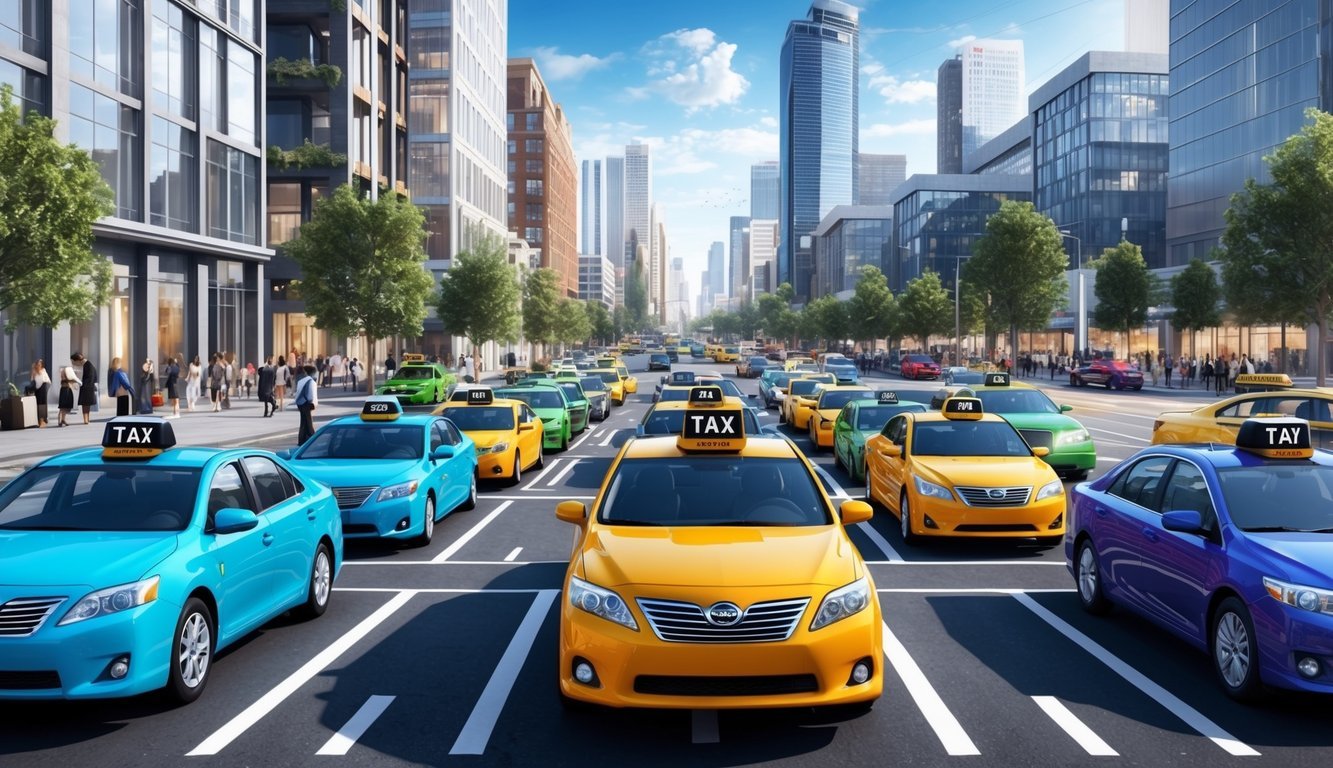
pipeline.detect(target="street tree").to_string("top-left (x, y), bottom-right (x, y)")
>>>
top-left (585, 301), bottom-right (614, 346)
top-left (623, 259), bottom-right (649, 331)
top-left (965, 200), bottom-right (1069, 356)
top-left (1220, 108), bottom-right (1333, 384)
top-left (0, 85), bottom-right (114, 333)
top-left (434, 235), bottom-right (521, 376)
top-left (1092, 240), bottom-right (1154, 354)
top-left (757, 282), bottom-right (799, 347)
top-left (522, 267), bottom-right (561, 359)
top-left (612, 305), bottom-right (629, 342)
top-left (284, 184), bottom-right (433, 391)
top-left (734, 301), bottom-right (761, 340)
top-left (1170, 258), bottom-right (1222, 358)
top-left (897, 271), bottom-right (954, 351)
top-left (846, 266), bottom-right (897, 351)
top-left (555, 298), bottom-right (592, 349)
top-left (803, 295), bottom-right (849, 350)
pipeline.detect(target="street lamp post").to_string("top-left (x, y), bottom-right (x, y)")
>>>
top-left (1059, 229), bottom-right (1084, 358)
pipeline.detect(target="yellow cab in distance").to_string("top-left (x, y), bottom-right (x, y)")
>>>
top-left (713, 346), bottom-right (741, 363)
top-left (807, 385), bottom-right (877, 449)
top-left (705, 343), bottom-right (723, 360)
top-left (615, 364), bottom-right (639, 395)
top-left (434, 387), bottom-right (544, 484)
top-left (864, 396), bottom-right (1066, 545)
top-left (784, 356), bottom-right (815, 372)
top-left (555, 385), bottom-right (884, 710)
top-left (400, 352), bottom-right (426, 364)
top-left (783, 373), bottom-right (839, 429)
top-left (1152, 374), bottom-right (1333, 448)
top-left (590, 368), bottom-right (626, 406)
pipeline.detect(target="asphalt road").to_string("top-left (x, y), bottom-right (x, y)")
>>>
top-left (3, 360), bottom-right (1331, 767)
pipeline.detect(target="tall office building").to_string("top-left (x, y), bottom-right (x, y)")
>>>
top-left (604, 154), bottom-right (626, 303)
top-left (623, 143), bottom-right (651, 272)
top-left (708, 241), bottom-right (726, 299)
top-left (729, 216), bottom-right (752, 302)
top-left (1126, 0), bottom-right (1169, 55)
top-left (937, 56), bottom-right (963, 174)
top-left (581, 159), bottom-right (602, 256)
top-left (780, 0), bottom-right (860, 302)
top-left (750, 161), bottom-right (780, 220)
top-left (857, 153), bottom-right (907, 205)
top-left (508, 58), bottom-right (577, 297)
top-left (0, 1), bottom-right (269, 388)
top-left (961, 39), bottom-right (1025, 169)
top-left (649, 203), bottom-right (666, 320)
top-left (750, 219), bottom-right (780, 297)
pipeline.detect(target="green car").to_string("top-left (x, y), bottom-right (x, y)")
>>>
top-left (495, 383), bottom-right (580, 451)
top-left (959, 374), bottom-right (1096, 479)
top-left (832, 395), bottom-right (928, 482)
top-left (376, 362), bottom-right (455, 404)
top-left (554, 380), bottom-right (592, 433)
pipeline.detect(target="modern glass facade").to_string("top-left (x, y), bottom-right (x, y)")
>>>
top-left (811, 207), bottom-right (893, 297)
top-left (857, 154), bottom-right (907, 205)
top-left (974, 141), bottom-right (1032, 175)
top-left (780, 0), bottom-right (859, 302)
top-left (581, 159), bottom-right (602, 256)
top-left (708, 241), bottom-right (726, 300)
top-left (937, 56), bottom-right (963, 174)
top-left (891, 177), bottom-right (1031, 293)
top-left (750, 161), bottom-right (779, 220)
top-left (729, 216), bottom-right (751, 300)
top-left (961, 39), bottom-right (1025, 170)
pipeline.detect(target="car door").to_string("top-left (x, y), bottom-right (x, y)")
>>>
top-left (834, 404), bottom-right (855, 468)
top-left (431, 419), bottom-right (470, 510)
top-left (202, 461), bottom-right (273, 639)
top-left (1094, 455), bottom-right (1174, 613)
top-left (518, 404), bottom-right (542, 465)
top-left (241, 455), bottom-right (309, 608)
top-left (1137, 460), bottom-right (1223, 641)
top-left (870, 415), bottom-right (908, 507)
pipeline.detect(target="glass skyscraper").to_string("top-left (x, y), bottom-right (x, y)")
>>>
top-left (581, 159), bottom-right (602, 256)
top-left (961, 39), bottom-right (1025, 170)
top-left (812, 206), bottom-right (893, 297)
top-left (937, 56), bottom-right (963, 174)
top-left (780, 0), bottom-right (859, 302)
top-left (750, 161), bottom-right (779, 220)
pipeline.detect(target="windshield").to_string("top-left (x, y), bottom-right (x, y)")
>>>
top-left (659, 379), bottom-right (743, 401)
top-left (597, 371), bottom-right (619, 384)
top-left (948, 371), bottom-right (986, 384)
top-left (442, 406), bottom-right (515, 431)
top-left (1218, 465), bottom-right (1333, 531)
top-left (856, 404), bottom-right (926, 431)
top-left (826, 359), bottom-right (854, 368)
top-left (766, 372), bottom-right (796, 387)
top-left (558, 383), bottom-right (586, 402)
top-left (906, 355), bottom-right (935, 364)
top-left (724, 347), bottom-right (738, 354)
top-left (598, 457), bottom-right (830, 526)
top-left (911, 421), bottom-right (1032, 457)
top-left (640, 408), bottom-right (761, 436)
top-left (819, 390), bottom-right (873, 410)
top-left (580, 377), bottom-right (607, 392)
top-left (394, 366), bottom-right (437, 380)
top-left (972, 389), bottom-right (1060, 414)
top-left (651, 354), bottom-right (669, 361)
top-left (789, 380), bottom-right (825, 397)
top-left (299, 424), bottom-right (424, 460)
top-left (499, 389), bottom-right (565, 410)
top-left (0, 467), bottom-right (201, 531)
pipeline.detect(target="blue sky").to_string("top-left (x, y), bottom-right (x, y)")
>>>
top-left (508, 0), bottom-right (1129, 299)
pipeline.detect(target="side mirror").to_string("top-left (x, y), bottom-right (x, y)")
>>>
top-left (274, 448), bottom-right (294, 460)
top-left (1059, 404), bottom-right (1074, 413)
top-left (519, 422), bottom-right (536, 432)
top-left (839, 500), bottom-right (874, 525)
top-left (556, 500), bottom-right (588, 524)
top-left (212, 507), bottom-right (259, 535)
top-left (1162, 509), bottom-right (1204, 534)
top-left (879, 444), bottom-right (903, 458)
top-left (431, 445), bottom-right (456, 461)
top-left (1032, 446), bottom-right (1051, 458)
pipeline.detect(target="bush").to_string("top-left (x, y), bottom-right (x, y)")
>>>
top-left (268, 57), bottom-right (342, 88)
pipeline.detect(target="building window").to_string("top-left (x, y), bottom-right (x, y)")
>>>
top-left (525, 179), bottom-right (543, 197)
top-left (0, 0), bottom-right (45, 57)
top-left (151, 2), bottom-right (196, 119)
top-left (267, 99), bottom-right (307, 149)
top-left (408, 79), bottom-right (448, 134)
top-left (506, 113), bottom-right (515, 131)
top-left (207, 140), bottom-right (259, 244)
top-left (0, 59), bottom-right (45, 116)
top-left (524, 138), bottom-right (544, 153)
top-left (227, 39), bottom-right (257, 144)
top-left (268, 182), bottom-right (302, 245)
top-left (157, 278), bottom-right (186, 365)
top-left (409, 142), bottom-right (450, 199)
top-left (525, 203), bottom-right (543, 222)
top-left (409, 25), bottom-right (450, 70)
top-left (211, 0), bottom-right (257, 42)
top-left (524, 227), bottom-right (543, 243)
top-left (149, 117), bottom-right (197, 232)
top-left (68, 83), bottom-right (140, 220)
top-left (69, 0), bottom-right (142, 97)
top-left (423, 205), bottom-right (450, 260)
top-left (507, 140), bottom-right (516, 154)
top-left (525, 158), bottom-right (543, 174)
top-left (525, 112), bottom-right (540, 131)
top-left (199, 24), bottom-right (223, 133)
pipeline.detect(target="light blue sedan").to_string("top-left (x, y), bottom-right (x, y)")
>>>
top-left (0, 417), bottom-right (342, 703)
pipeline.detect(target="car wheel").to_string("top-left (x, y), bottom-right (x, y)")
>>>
top-left (414, 495), bottom-right (436, 547)
top-left (460, 471), bottom-right (478, 511)
top-left (899, 490), bottom-right (919, 545)
top-left (165, 597), bottom-right (214, 705)
top-left (298, 542), bottom-right (334, 619)
top-left (778, 407), bottom-right (786, 424)
top-left (510, 454), bottom-right (523, 486)
top-left (1075, 539), bottom-right (1112, 615)
top-left (1132, 385), bottom-right (1142, 391)
top-left (864, 465), bottom-right (874, 503)
top-left (1112, 376), bottom-right (1123, 390)
top-left (559, 429), bottom-right (569, 452)
top-left (1212, 597), bottom-right (1265, 702)
top-left (809, 421), bottom-right (819, 449)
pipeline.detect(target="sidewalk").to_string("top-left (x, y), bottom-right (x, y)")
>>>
top-left (856, 367), bottom-right (1237, 401)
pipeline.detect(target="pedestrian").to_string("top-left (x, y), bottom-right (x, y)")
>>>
top-left (258, 356), bottom-right (277, 417)
top-left (275, 355), bottom-right (289, 410)
top-left (57, 358), bottom-right (79, 427)
top-left (186, 355), bottom-right (201, 411)
top-left (208, 353), bottom-right (226, 412)
top-left (222, 354), bottom-right (235, 409)
top-left (108, 358), bottom-right (134, 416)
top-left (465, 352), bottom-right (476, 382)
top-left (74, 353), bottom-right (98, 424)
top-left (139, 357), bottom-right (156, 414)
top-left (165, 356), bottom-right (181, 418)
top-left (29, 359), bottom-right (51, 427)
top-left (244, 362), bottom-right (255, 398)
top-left (457, 354), bottom-right (467, 382)
top-left (1202, 358), bottom-right (1214, 391)
top-left (315, 354), bottom-right (327, 388)
top-left (1162, 355), bottom-right (1173, 388)
top-left (293, 364), bottom-right (318, 445)
top-left (349, 357), bottom-right (360, 390)
top-left (384, 351), bottom-right (396, 385)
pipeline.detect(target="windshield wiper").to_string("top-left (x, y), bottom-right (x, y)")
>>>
top-left (1243, 526), bottom-right (1310, 533)
top-left (602, 519), bottom-right (668, 527)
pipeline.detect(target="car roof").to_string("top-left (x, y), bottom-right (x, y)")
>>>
top-left (41, 445), bottom-right (235, 468)
top-left (1134, 442), bottom-right (1333, 470)
top-left (909, 411), bottom-right (1008, 425)
top-left (328, 413), bottom-right (440, 427)
top-left (621, 434), bottom-right (798, 459)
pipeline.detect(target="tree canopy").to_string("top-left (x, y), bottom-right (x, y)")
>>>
top-left (623, 258), bottom-right (649, 331)
top-left (1092, 240), bottom-right (1153, 352)
top-left (522, 267), bottom-right (562, 352)
top-left (434, 234), bottom-right (521, 363)
top-left (897, 271), bottom-right (954, 351)
top-left (802, 295), bottom-right (849, 349)
top-left (554, 298), bottom-right (592, 347)
top-left (965, 200), bottom-right (1069, 355)
top-left (846, 266), bottom-right (897, 347)
top-left (584, 301), bottom-right (614, 346)
top-left (1170, 258), bottom-right (1222, 356)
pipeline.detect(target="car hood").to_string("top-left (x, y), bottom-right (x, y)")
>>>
top-left (291, 458), bottom-right (420, 487)
top-left (466, 430), bottom-right (520, 450)
top-left (913, 456), bottom-right (1057, 487)
top-left (533, 408), bottom-right (566, 424)
top-left (1240, 534), bottom-right (1333, 587)
top-left (581, 526), bottom-right (856, 588)
top-left (997, 412), bottom-right (1086, 433)
top-left (0, 531), bottom-right (179, 589)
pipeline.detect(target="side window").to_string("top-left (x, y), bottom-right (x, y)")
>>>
top-left (1159, 461), bottom-right (1216, 528)
top-left (243, 457), bottom-right (292, 511)
top-left (521, 405), bottom-right (536, 424)
top-left (1108, 456), bottom-right (1173, 510)
top-left (444, 421), bottom-right (463, 444)
top-left (276, 464), bottom-right (304, 496)
top-left (1218, 397), bottom-right (1308, 419)
top-left (430, 421), bottom-right (446, 451)
top-left (207, 463), bottom-right (252, 517)
top-left (839, 404), bottom-right (854, 424)
top-left (879, 415), bottom-right (901, 440)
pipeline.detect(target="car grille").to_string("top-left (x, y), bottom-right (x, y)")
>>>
top-left (343, 523), bottom-right (379, 535)
top-left (0, 670), bottom-right (61, 690)
top-left (634, 674), bottom-right (818, 697)
top-left (332, 486), bottom-right (378, 510)
top-left (636, 597), bottom-right (810, 643)
top-left (0, 597), bottom-right (65, 637)
top-left (1019, 430), bottom-right (1053, 450)
top-left (955, 486), bottom-right (1032, 507)
top-left (955, 524), bottom-right (1040, 532)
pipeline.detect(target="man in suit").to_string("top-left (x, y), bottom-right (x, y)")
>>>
top-left (258, 356), bottom-right (277, 417)
top-left (293, 365), bottom-right (318, 444)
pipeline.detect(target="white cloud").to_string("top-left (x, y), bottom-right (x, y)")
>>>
top-left (946, 34), bottom-right (977, 49)
top-left (862, 119), bottom-right (937, 139)
top-left (759, 116), bottom-right (778, 128)
top-left (641, 28), bottom-right (750, 112)
top-left (532, 46), bottom-right (617, 81)
top-left (867, 74), bottom-right (935, 104)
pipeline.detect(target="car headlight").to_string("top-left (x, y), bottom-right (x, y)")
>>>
top-left (59, 576), bottom-right (160, 625)
top-left (569, 576), bottom-right (638, 630)
top-left (914, 475), bottom-right (953, 500)
top-left (485, 442), bottom-right (509, 455)
top-left (1264, 577), bottom-right (1333, 614)
top-left (811, 577), bottom-right (871, 630)
top-left (1058, 428), bottom-right (1092, 445)
top-left (378, 480), bottom-right (419, 501)
top-left (1036, 478), bottom-right (1064, 501)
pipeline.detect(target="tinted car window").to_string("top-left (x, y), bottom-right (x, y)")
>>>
top-left (444, 407), bottom-right (517, 431)
top-left (818, 390), bottom-right (873, 410)
top-left (244, 456), bottom-right (292, 511)
top-left (640, 408), bottom-right (760, 435)
top-left (1217, 465), bottom-right (1333, 531)
top-left (0, 467), bottom-right (200, 531)
top-left (499, 389), bottom-right (566, 409)
top-left (972, 389), bottom-right (1060, 414)
top-left (1160, 461), bottom-right (1214, 524)
top-left (598, 457), bottom-right (829, 526)
top-left (1216, 396), bottom-right (1313, 419)
top-left (208, 463), bottom-right (252, 516)
top-left (912, 421), bottom-right (1031, 457)
top-left (859, 404), bottom-right (926, 431)
top-left (299, 425), bottom-right (425, 460)
top-left (1108, 456), bottom-right (1173, 509)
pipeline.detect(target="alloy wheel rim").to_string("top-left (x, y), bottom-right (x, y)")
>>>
top-left (425, 498), bottom-right (435, 538)
top-left (179, 613), bottom-right (211, 688)
top-left (313, 550), bottom-right (331, 606)
top-left (1078, 546), bottom-right (1098, 602)
top-left (1215, 612), bottom-right (1251, 688)
top-left (901, 496), bottom-right (910, 538)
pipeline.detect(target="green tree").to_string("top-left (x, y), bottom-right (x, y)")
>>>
top-left (1170, 258), bottom-right (1222, 358)
top-left (803, 295), bottom-right (849, 350)
top-left (757, 282), bottom-right (800, 347)
top-left (897, 271), bottom-right (954, 351)
top-left (435, 235), bottom-right (521, 375)
top-left (1092, 240), bottom-right (1154, 354)
top-left (284, 184), bottom-right (433, 391)
top-left (734, 302), bottom-right (761, 340)
top-left (522, 268), bottom-right (561, 357)
top-left (711, 310), bottom-right (739, 340)
top-left (0, 86), bottom-right (114, 332)
top-left (1220, 108), bottom-right (1333, 384)
top-left (623, 258), bottom-right (649, 331)
top-left (585, 301), bottom-right (614, 346)
top-left (965, 200), bottom-right (1069, 356)
top-left (554, 298), bottom-right (592, 348)
top-left (846, 266), bottom-right (897, 350)
top-left (611, 305), bottom-right (629, 342)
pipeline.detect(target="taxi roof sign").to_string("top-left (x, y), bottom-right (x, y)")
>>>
top-left (466, 388), bottom-right (494, 405)
top-left (688, 385), bottom-right (725, 405)
top-left (102, 417), bottom-right (176, 459)
top-left (942, 396), bottom-right (984, 420)
top-left (361, 396), bottom-right (403, 421)
top-left (669, 371), bottom-right (697, 385)
top-left (1236, 417), bottom-right (1313, 459)
top-left (983, 372), bottom-right (1011, 387)
top-left (678, 404), bottom-right (747, 452)
top-left (1234, 373), bottom-right (1294, 394)
top-left (877, 390), bottom-right (899, 404)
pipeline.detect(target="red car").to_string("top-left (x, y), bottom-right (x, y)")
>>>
top-left (899, 353), bottom-right (941, 380)
top-left (1069, 360), bottom-right (1144, 390)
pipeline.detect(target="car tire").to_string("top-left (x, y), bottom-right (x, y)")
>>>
top-left (414, 495), bottom-right (436, 547)
top-left (1132, 385), bottom-right (1142, 391)
top-left (460, 471), bottom-right (478, 511)
top-left (510, 454), bottom-right (523, 486)
top-left (899, 490), bottom-right (920, 545)
top-left (298, 542), bottom-right (334, 619)
top-left (778, 407), bottom-right (786, 424)
top-left (165, 597), bottom-right (214, 705)
top-left (1211, 597), bottom-right (1265, 703)
top-left (1112, 376), bottom-right (1123, 390)
top-left (1075, 539), bottom-right (1112, 615)
top-left (559, 429), bottom-right (569, 452)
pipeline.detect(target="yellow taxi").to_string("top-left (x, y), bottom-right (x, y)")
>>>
top-left (713, 346), bottom-right (741, 363)
top-left (590, 368), bottom-right (627, 406)
top-left (596, 355), bottom-right (618, 370)
top-left (615, 364), bottom-right (639, 395)
top-left (555, 385), bottom-right (883, 710)
top-left (865, 396), bottom-right (1066, 545)
top-left (1152, 374), bottom-right (1333, 449)
top-left (783, 373), bottom-right (839, 429)
top-left (434, 388), bottom-right (544, 484)
top-left (806, 385), bottom-right (877, 449)
top-left (705, 343), bottom-right (723, 360)
top-left (784, 356), bottom-right (815, 372)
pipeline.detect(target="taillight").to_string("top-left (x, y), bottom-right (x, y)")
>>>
top-left (1152, 420), bottom-right (1163, 432)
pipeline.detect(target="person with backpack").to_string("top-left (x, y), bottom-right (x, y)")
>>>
top-left (108, 358), bottom-right (135, 416)
top-left (293, 365), bottom-right (318, 444)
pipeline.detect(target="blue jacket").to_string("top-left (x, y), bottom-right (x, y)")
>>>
top-left (109, 369), bottom-right (134, 397)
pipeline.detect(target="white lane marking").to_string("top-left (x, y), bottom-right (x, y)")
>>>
top-left (878, 588), bottom-right (1075, 594)
top-left (523, 458), bottom-right (561, 489)
top-left (1096, 457), bottom-right (1122, 463)
top-left (1086, 426), bottom-right (1150, 443)
top-left (864, 560), bottom-right (1067, 566)
top-left (342, 559), bottom-right (564, 566)
top-left (474, 494), bottom-right (596, 500)
top-left (315, 695), bottom-right (396, 756)
top-left (882, 620), bottom-right (980, 756)
top-left (546, 458), bottom-right (580, 487)
top-left (598, 428), bottom-right (618, 447)
top-left (1032, 696), bottom-right (1118, 756)
top-left (1013, 593), bottom-right (1260, 756)
top-left (691, 709), bottom-right (720, 744)
top-left (813, 465), bottom-right (849, 498)
top-left (336, 587), bottom-right (550, 594)
top-left (432, 501), bottom-right (513, 563)
top-left (450, 590), bottom-right (558, 755)
top-left (504, 547), bottom-right (523, 562)
top-left (569, 426), bottom-right (597, 450)
top-left (187, 591), bottom-right (416, 756)
top-left (856, 521), bottom-right (902, 562)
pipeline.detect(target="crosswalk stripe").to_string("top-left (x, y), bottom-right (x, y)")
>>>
top-left (546, 458), bottom-right (580, 486)
top-left (431, 501), bottom-right (512, 563)
top-left (882, 620), bottom-right (980, 756)
top-left (523, 458), bottom-right (561, 488)
top-left (1032, 696), bottom-right (1118, 756)
top-left (315, 695), bottom-right (396, 756)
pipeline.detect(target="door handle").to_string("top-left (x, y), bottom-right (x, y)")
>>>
top-left (1093, 506), bottom-right (1108, 517)
top-left (262, 532), bottom-right (274, 546)
top-left (307, 509), bottom-right (318, 521)
top-left (1141, 527), bottom-right (1159, 543)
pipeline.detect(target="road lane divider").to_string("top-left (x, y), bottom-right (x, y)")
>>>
top-left (856, 522), bottom-right (902, 562)
top-left (1086, 426), bottom-right (1150, 443)
top-left (524, 458), bottom-right (561, 489)
top-left (882, 620), bottom-right (980, 756)
top-left (1032, 696), bottom-right (1117, 756)
top-left (315, 695), bottom-right (397, 756)
top-left (432, 501), bottom-right (513, 563)
top-left (186, 591), bottom-right (417, 757)
top-left (450, 590), bottom-right (558, 755)
top-left (569, 426), bottom-right (597, 451)
top-left (813, 465), bottom-right (849, 499)
top-left (545, 458), bottom-right (580, 487)
top-left (504, 547), bottom-right (523, 562)
top-left (598, 428), bottom-right (618, 447)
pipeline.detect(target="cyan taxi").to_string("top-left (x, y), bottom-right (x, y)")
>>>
top-left (0, 417), bottom-right (342, 702)
top-left (436, 388), bottom-right (544, 484)
top-left (282, 397), bottom-right (477, 547)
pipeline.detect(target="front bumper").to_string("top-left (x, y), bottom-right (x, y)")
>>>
top-left (1253, 595), bottom-right (1333, 693)
top-left (342, 494), bottom-right (423, 539)
top-left (543, 427), bottom-right (566, 450)
top-left (380, 388), bottom-right (431, 404)
top-left (910, 489), bottom-right (1066, 538)
top-left (813, 419), bottom-right (836, 447)
top-left (1045, 444), bottom-right (1096, 473)
top-left (478, 446), bottom-right (520, 479)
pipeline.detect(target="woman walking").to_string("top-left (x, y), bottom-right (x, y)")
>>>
top-left (186, 355), bottom-right (202, 411)
top-left (275, 355), bottom-right (289, 410)
top-left (30, 360), bottom-right (51, 427)
top-left (208, 353), bottom-right (226, 412)
top-left (164, 357), bottom-right (181, 418)
top-left (108, 358), bottom-right (134, 416)
top-left (75, 353), bottom-right (97, 424)
top-left (57, 358), bottom-right (79, 427)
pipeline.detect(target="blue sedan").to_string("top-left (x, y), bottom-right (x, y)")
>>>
top-left (0, 417), bottom-right (342, 703)
top-left (282, 397), bottom-right (478, 546)
top-left (1068, 416), bottom-right (1333, 700)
